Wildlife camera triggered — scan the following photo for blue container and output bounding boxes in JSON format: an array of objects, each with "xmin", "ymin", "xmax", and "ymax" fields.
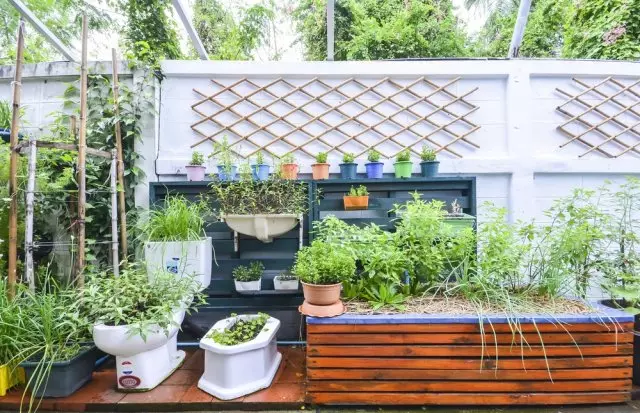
[
  {"xmin": 339, "ymin": 163, "xmax": 358, "ymax": 179},
  {"xmin": 365, "ymin": 162, "xmax": 384, "ymax": 179},
  {"xmin": 420, "ymin": 161, "xmax": 440, "ymax": 177},
  {"xmin": 251, "ymin": 164, "xmax": 270, "ymax": 181},
  {"xmin": 217, "ymin": 165, "xmax": 237, "ymax": 181}
]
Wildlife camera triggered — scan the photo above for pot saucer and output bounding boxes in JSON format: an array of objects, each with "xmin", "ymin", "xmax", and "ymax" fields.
[{"xmin": 299, "ymin": 300, "xmax": 345, "ymax": 317}]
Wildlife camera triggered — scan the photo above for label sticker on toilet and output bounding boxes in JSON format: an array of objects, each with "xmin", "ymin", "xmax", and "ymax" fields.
[{"xmin": 119, "ymin": 375, "xmax": 141, "ymax": 389}]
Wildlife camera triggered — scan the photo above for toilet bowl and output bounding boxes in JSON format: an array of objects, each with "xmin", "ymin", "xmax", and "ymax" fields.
[{"xmin": 93, "ymin": 307, "xmax": 187, "ymax": 391}]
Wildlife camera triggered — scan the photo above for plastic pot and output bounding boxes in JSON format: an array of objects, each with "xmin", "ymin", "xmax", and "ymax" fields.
[
  {"xmin": 217, "ymin": 165, "xmax": 237, "ymax": 181},
  {"xmin": 235, "ymin": 279, "xmax": 262, "ymax": 292},
  {"xmin": 394, "ymin": 161, "xmax": 412, "ymax": 178},
  {"xmin": 343, "ymin": 195, "xmax": 369, "ymax": 210},
  {"xmin": 251, "ymin": 164, "xmax": 270, "ymax": 181},
  {"xmin": 0, "ymin": 364, "xmax": 25, "ymax": 396},
  {"xmin": 365, "ymin": 162, "xmax": 383, "ymax": 179},
  {"xmin": 281, "ymin": 163, "xmax": 299, "ymax": 180},
  {"xmin": 185, "ymin": 165, "xmax": 206, "ymax": 181},
  {"xmin": 311, "ymin": 163, "xmax": 329, "ymax": 180},
  {"xmin": 339, "ymin": 163, "xmax": 358, "ymax": 179},
  {"xmin": 301, "ymin": 282, "xmax": 342, "ymax": 305},
  {"xmin": 273, "ymin": 276, "xmax": 299, "ymax": 290},
  {"xmin": 420, "ymin": 161, "xmax": 440, "ymax": 177}
]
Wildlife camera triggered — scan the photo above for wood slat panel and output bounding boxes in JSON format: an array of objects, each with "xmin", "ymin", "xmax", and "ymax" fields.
[
  {"xmin": 307, "ymin": 379, "xmax": 631, "ymax": 393},
  {"xmin": 307, "ymin": 332, "xmax": 633, "ymax": 345},
  {"xmin": 307, "ymin": 343, "xmax": 633, "ymax": 357},
  {"xmin": 308, "ymin": 391, "xmax": 630, "ymax": 405},
  {"xmin": 307, "ymin": 356, "xmax": 631, "ymax": 370},
  {"xmin": 307, "ymin": 368, "xmax": 632, "ymax": 381}
]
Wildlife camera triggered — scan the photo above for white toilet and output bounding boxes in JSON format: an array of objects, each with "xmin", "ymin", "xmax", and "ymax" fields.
[{"xmin": 93, "ymin": 307, "xmax": 187, "ymax": 391}]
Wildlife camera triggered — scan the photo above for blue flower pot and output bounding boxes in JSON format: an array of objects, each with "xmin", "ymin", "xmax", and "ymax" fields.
[
  {"xmin": 251, "ymin": 164, "xmax": 270, "ymax": 181},
  {"xmin": 365, "ymin": 162, "xmax": 384, "ymax": 179},
  {"xmin": 420, "ymin": 161, "xmax": 440, "ymax": 177},
  {"xmin": 339, "ymin": 163, "xmax": 358, "ymax": 179},
  {"xmin": 217, "ymin": 165, "xmax": 237, "ymax": 181}
]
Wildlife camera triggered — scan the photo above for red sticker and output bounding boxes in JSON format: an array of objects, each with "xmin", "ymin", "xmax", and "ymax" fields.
[
  {"xmin": 119, "ymin": 375, "xmax": 141, "ymax": 389},
  {"xmin": 121, "ymin": 361, "xmax": 132, "ymax": 366}
]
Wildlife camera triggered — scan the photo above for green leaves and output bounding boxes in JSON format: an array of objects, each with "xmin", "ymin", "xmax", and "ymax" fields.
[
  {"xmin": 293, "ymin": 240, "xmax": 356, "ymax": 285},
  {"xmin": 138, "ymin": 196, "xmax": 212, "ymax": 242},
  {"xmin": 211, "ymin": 178, "xmax": 308, "ymax": 215},
  {"xmin": 209, "ymin": 313, "xmax": 269, "ymax": 346},
  {"xmin": 233, "ymin": 261, "xmax": 265, "ymax": 282}
]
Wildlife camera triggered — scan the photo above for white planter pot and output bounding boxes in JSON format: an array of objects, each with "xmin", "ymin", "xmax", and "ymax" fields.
[
  {"xmin": 222, "ymin": 214, "xmax": 299, "ymax": 243},
  {"xmin": 273, "ymin": 276, "xmax": 299, "ymax": 291},
  {"xmin": 198, "ymin": 315, "xmax": 281, "ymax": 400},
  {"xmin": 234, "ymin": 279, "xmax": 261, "ymax": 292},
  {"xmin": 144, "ymin": 237, "xmax": 212, "ymax": 291}
]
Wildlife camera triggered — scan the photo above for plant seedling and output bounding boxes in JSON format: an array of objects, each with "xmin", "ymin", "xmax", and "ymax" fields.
[
  {"xmin": 281, "ymin": 153, "xmax": 296, "ymax": 164},
  {"xmin": 367, "ymin": 149, "xmax": 381, "ymax": 163},
  {"xmin": 347, "ymin": 185, "xmax": 369, "ymax": 197},
  {"xmin": 420, "ymin": 145, "xmax": 437, "ymax": 162},
  {"xmin": 209, "ymin": 313, "xmax": 269, "ymax": 346},
  {"xmin": 315, "ymin": 152, "xmax": 328, "ymax": 164},
  {"xmin": 342, "ymin": 152, "xmax": 355, "ymax": 163},
  {"xmin": 255, "ymin": 151, "xmax": 265, "ymax": 165},
  {"xmin": 396, "ymin": 149, "xmax": 411, "ymax": 162},
  {"xmin": 233, "ymin": 261, "xmax": 265, "ymax": 282},
  {"xmin": 189, "ymin": 151, "xmax": 205, "ymax": 166}
]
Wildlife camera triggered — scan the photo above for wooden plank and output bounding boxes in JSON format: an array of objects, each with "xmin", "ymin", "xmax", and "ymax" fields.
[
  {"xmin": 308, "ymin": 391, "xmax": 630, "ymax": 405},
  {"xmin": 306, "ymin": 322, "xmax": 632, "ymax": 334},
  {"xmin": 308, "ymin": 379, "xmax": 631, "ymax": 393},
  {"xmin": 307, "ymin": 368, "xmax": 632, "ymax": 381},
  {"xmin": 307, "ymin": 356, "xmax": 632, "ymax": 370},
  {"xmin": 307, "ymin": 332, "xmax": 632, "ymax": 345},
  {"xmin": 307, "ymin": 344, "xmax": 633, "ymax": 357}
]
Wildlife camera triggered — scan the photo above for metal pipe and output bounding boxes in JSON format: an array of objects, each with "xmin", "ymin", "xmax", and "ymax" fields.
[
  {"xmin": 326, "ymin": 0, "xmax": 335, "ymax": 61},
  {"xmin": 508, "ymin": 0, "xmax": 533, "ymax": 58},
  {"xmin": 110, "ymin": 150, "xmax": 119, "ymax": 277},
  {"xmin": 24, "ymin": 135, "xmax": 37, "ymax": 290},
  {"xmin": 171, "ymin": 0, "xmax": 209, "ymax": 60}
]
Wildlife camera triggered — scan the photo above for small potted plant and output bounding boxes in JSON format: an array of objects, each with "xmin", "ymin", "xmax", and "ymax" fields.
[
  {"xmin": 365, "ymin": 149, "xmax": 383, "ymax": 179},
  {"xmin": 420, "ymin": 145, "xmax": 439, "ymax": 177},
  {"xmin": 443, "ymin": 199, "xmax": 475, "ymax": 232},
  {"xmin": 185, "ymin": 151, "xmax": 206, "ymax": 181},
  {"xmin": 280, "ymin": 153, "xmax": 298, "ymax": 180},
  {"xmin": 394, "ymin": 149, "xmax": 412, "ymax": 178},
  {"xmin": 293, "ymin": 241, "xmax": 356, "ymax": 308},
  {"xmin": 212, "ymin": 136, "xmax": 237, "ymax": 181},
  {"xmin": 273, "ymin": 272, "xmax": 299, "ymax": 290},
  {"xmin": 233, "ymin": 261, "xmax": 264, "ymax": 292},
  {"xmin": 339, "ymin": 152, "xmax": 357, "ymax": 179},
  {"xmin": 311, "ymin": 152, "xmax": 329, "ymax": 180},
  {"xmin": 251, "ymin": 151, "xmax": 270, "ymax": 181},
  {"xmin": 343, "ymin": 185, "xmax": 369, "ymax": 210}
]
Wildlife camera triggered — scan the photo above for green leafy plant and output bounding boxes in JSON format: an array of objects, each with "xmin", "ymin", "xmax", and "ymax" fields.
[
  {"xmin": 137, "ymin": 196, "xmax": 212, "ymax": 242},
  {"xmin": 367, "ymin": 149, "xmax": 381, "ymax": 163},
  {"xmin": 293, "ymin": 240, "xmax": 356, "ymax": 285},
  {"xmin": 211, "ymin": 136, "xmax": 236, "ymax": 173},
  {"xmin": 347, "ymin": 185, "xmax": 369, "ymax": 197},
  {"xmin": 342, "ymin": 152, "xmax": 355, "ymax": 163},
  {"xmin": 276, "ymin": 273, "xmax": 297, "ymax": 281},
  {"xmin": 211, "ymin": 179, "xmax": 308, "ymax": 215},
  {"xmin": 281, "ymin": 153, "xmax": 296, "ymax": 164},
  {"xmin": 189, "ymin": 151, "xmax": 205, "ymax": 166},
  {"xmin": 208, "ymin": 313, "xmax": 269, "ymax": 346},
  {"xmin": 233, "ymin": 261, "xmax": 264, "ymax": 282},
  {"xmin": 255, "ymin": 151, "xmax": 265, "ymax": 165},
  {"xmin": 363, "ymin": 284, "xmax": 407, "ymax": 311},
  {"xmin": 315, "ymin": 152, "xmax": 328, "ymax": 164},
  {"xmin": 0, "ymin": 100, "xmax": 11, "ymax": 129},
  {"xmin": 420, "ymin": 145, "xmax": 437, "ymax": 162},
  {"xmin": 396, "ymin": 149, "xmax": 411, "ymax": 162}
]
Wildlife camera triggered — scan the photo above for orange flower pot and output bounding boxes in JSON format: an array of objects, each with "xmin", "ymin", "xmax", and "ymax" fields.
[
  {"xmin": 343, "ymin": 195, "xmax": 369, "ymax": 210},
  {"xmin": 311, "ymin": 163, "xmax": 329, "ymax": 180},
  {"xmin": 301, "ymin": 282, "xmax": 342, "ymax": 305},
  {"xmin": 281, "ymin": 163, "xmax": 299, "ymax": 180}
]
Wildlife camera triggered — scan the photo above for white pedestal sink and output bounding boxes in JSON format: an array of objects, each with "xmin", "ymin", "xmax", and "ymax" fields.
[{"xmin": 222, "ymin": 214, "xmax": 299, "ymax": 243}]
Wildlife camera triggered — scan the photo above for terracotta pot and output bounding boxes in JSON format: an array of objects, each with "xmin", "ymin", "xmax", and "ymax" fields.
[
  {"xmin": 311, "ymin": 163, "xmax": 329, "ymax": 180},
  {"xmin": 343, "ymin": 195, "xmax": 369, "ymax": 210},
  {"xmin": 281, "ymin": 163, "xmax": 299, "ymax": 180},
  {"xmin": 301, "ymin": 282, "xmax": 342, "ymax": 306}
]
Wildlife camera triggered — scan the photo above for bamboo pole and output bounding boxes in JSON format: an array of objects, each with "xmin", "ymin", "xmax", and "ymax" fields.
[
  {"xmin": 75, "ymin": 15, "xmax": 88, "ymax": 288},
  {"xmin": 110, "ymin": 150, "xmax": 119, "ymax": 277},
  {"xmin": 110, "ymin": 49, "xmax": 128, "ymax": 260},
  {"xmin": 24, "ymin": 135, "xmax": 37, "ymax": 291},
  {"xmin": 7, "ymin": 20, "xmax": 25, "ymax": 299},
  {"xmin": 70, "ymin": 116, "xmax": 78, "ymax": 283}
]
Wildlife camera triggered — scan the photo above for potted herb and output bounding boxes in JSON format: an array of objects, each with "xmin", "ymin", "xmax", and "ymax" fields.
[
  {"xmin": 212, "ymin": 136, "xmax": 237, "ymax": 181},
  {"xmin": 233, "ymin": 261, "xmax": 264, "ymax": 292},
  {"xmin": 198, "ymin": 313, "xmax": 281, "ymax": 400},
  {"xmin": 280, "ymin": 153, "xmax": 298, "ymax": 180},
  {"xmin": 343, "ymin": 185, "xmax": 369, "ymax": 210},
  {"xmin": 273, "ymin": 272, "xmax": 299, "ymax": 291},
  {"xmin": 394, "ymin": 149, "xmax": 412, "ymax": 178},
  {"xmin": 293, "ymin": 241, "xmax": 356, "ymax": 307},
  {"xmin": 312, "ymin": 152, "xmax": 329, "ymax": 180},
  {"xmin": 419, "ymin": 145, "xmax": 439, "ymax": 177},
  {"xmin": 139, "ymin": 195, "xmax": 213, "ymax": 291},
  {"xmin": 211, "ymin": 179, "xmax": 307, "ymax": 243},
  {"xmin": 85, "ymin": 266, "xmax": 204, "ymax": 391},
  {"xmin": 443, "ymin": 199, "xmax": 475, "ymax": 232},
  {"xmin": 339, "ymin": 152, "xmax": 357, "ymax": 179},
  {"xmin": 251, "ymin": 151, "xmax": 270, "ymax": 181},
  {"xmin": 186, "ymin": 151, "xmax": 206, "ymax": 181},
  {"xmin": 365, "ymin": 149, "xmax": 383, "ymax": 179}
]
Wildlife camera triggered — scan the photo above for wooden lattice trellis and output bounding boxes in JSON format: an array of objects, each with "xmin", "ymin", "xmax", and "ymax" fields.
[
  {"xmin": 190, "ymin": 76, "xmax": 481, "ymax": 160},
  {"xmin": 556, "ymin": 77, "xmax": 640, "ymax": 158}
]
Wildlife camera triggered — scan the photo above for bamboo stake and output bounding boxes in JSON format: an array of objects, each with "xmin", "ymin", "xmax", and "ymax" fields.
[
  {"xmin": 76, "ymin": 15, "xmax": 88, "ymax": 288},
  {"xmin": 7, "ymin": 20, "xmax": 25, "ymax": 299},
  {"xmin": 110, "ymin": 150, "xmax": 119, "ymax": 277},
  {"xmin": 70, "ymin": 115, "xmax": 78, "ymax": 283},
  {"xmin": 110, "ymin": 49, "xmax": 127, "ymax": 260},
  {"xmin": 24, "ymin": 135, "xmax": 37, "ymax": 291}
]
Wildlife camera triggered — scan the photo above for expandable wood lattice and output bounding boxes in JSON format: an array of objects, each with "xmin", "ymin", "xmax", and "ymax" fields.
[
  {"xmin": 190, "ymin": 77, "xmax": 481, "ymax": 160},
  {"xmin": 556, "ymin": 77, "xmax": 640, "ymax": 158}
]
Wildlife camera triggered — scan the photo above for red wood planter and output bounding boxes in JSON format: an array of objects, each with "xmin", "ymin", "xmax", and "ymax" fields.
[{"xmin": 306, "ymin": 305, "xmax": 633, "ymax": 406}]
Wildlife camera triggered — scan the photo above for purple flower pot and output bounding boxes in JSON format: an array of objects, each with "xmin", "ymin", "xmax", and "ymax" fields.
[
  {"xmin": 217, "ymin": 165, "xmax": 237, "ymax": 181},
  {"xmin": 185, "ymin": 165, "xmax": 206, "ymax": 181},
  {"xmin": 365, "ymin": 162, "xmax": 383, "ymax": 179}
]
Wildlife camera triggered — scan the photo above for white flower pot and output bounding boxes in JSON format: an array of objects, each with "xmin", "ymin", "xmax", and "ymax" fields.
[
  {"xmin": 198, "ymin": 315, "xmax": 281, "ymax": 400},
  {"xmin": 234, "ymin": 279, "xmax": 261, "ymax": 292},
  {"xmin": 273, "ymin": 276, "xmax": 299, "ymax": 291},
  {"xmin": 144, "ymin": 237, "xmax": 212, "ymax": 291},
  {"xmin": 222, "ymin": 214, "xmax": 299, "ymax": 243}
]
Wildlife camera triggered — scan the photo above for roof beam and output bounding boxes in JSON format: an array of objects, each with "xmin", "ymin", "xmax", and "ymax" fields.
[
  {"xmin": 171, "ymin": 0, "xmax": 209, "ymax": 60},
  {"xmin": 508, "ymin": 0, "xmax": 533, "ymax": 58},
  {"xmin": 7, "ymin": 0, "xmax": 77, "ymax": 62}
]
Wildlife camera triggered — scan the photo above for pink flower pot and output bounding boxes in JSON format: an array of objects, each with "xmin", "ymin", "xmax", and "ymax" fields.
[{"xmin": 185, "ymin": 165, "xmax": 206, "ymax": 181}]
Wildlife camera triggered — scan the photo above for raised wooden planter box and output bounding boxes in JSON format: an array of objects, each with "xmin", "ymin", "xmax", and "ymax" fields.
[{"xmin": 306, "ymin": 305, "xmax": 633, "ymax": 406}]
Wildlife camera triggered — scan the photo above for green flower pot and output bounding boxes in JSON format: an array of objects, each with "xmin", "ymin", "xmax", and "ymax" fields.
[{"xmin": 394, "ymin": 161, "xmax": 413, "ymax": 178}]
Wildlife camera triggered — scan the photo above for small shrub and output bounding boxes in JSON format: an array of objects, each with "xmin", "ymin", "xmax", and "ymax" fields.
[
  {"xmin": 315, "ymin": 152, "xmax": 328, "ymax": 163},
  {"xmin": 281, "ymin": 153, "xmax": 296, "ymax": 164},
  {"xmin": 189, "ymin": 151, "xmax": 205, "ymax": 166},
  {"xmin": 138, "ymin": 196, "xmax": 211, "ymax": 242},
  {"xmin": 233, "ymin": 261, "xmax": 264, "ymax": 282},
  {"xmin": 396, "ymin": 149, "xmax": 411, "ymax": 162},
  {"xmin": 342, "ymin": 152, "xmax": 355, "ymax": 163},
  {"xmin": 255, "ymin": 151, "xmax": 265, "ymax": 165},
  {"xmin": 293, "ymin": 241, "xmax": 356, "ymax": 285},
  {"xmin": 209, "ymin": 313, "xmax": 269, "ymax": 346},
  {"xmin": 347, "ymin": 185, "xmax": 368, "ymax": 197},
  {"xmin": 367, "ymin": 149, "xmax": 381, "ymax": 163},
  {"xmin": 420, "ymin": 145, "xmax": 437, "ymax": 162}
]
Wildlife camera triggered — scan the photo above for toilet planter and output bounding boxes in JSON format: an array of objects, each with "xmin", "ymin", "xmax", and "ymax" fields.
[
  {"xmin": 0, "ymin": 364, "xmax": 25, "ymax": 396},
  {"xmin": 273, "ymin": 274, "xmax": 299, "ymax": 291},
  {"xmin": 222, "ymin": 214, "xmax": 299, "ymax": 243},
  {"xmin": 233, "ymin": 262, "xmax": 263, "ymax": 292},
  {"xmin": 198, "ymin": 314, "xmax": 282, "ymax": 400},
  {"xmin": 144, "ymin": 238, "xmax": 213, "ymax": 291}
]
